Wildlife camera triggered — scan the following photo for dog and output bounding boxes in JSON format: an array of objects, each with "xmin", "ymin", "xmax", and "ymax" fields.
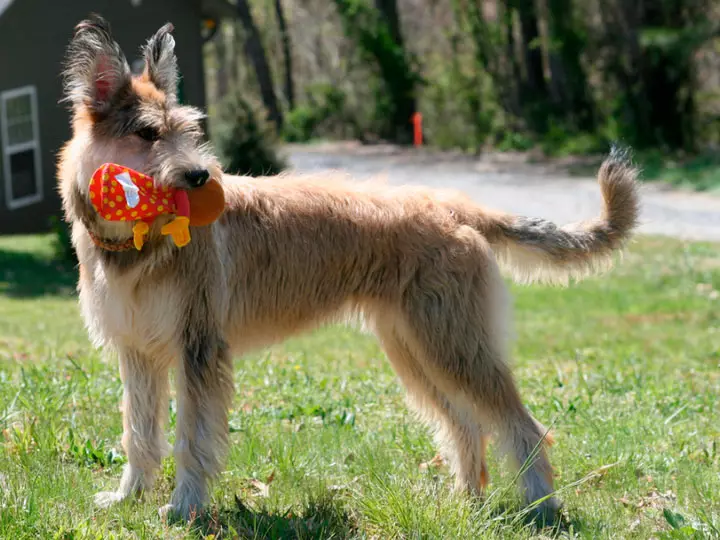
[{"xmin": 57, "ymin": 15, "xmax": 639, "ymax": 523}]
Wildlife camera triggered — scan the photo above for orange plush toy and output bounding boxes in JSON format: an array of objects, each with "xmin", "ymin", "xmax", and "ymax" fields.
[{"xmin": 89, "ymin": 163, "xmax": 225, "ymax": 250}]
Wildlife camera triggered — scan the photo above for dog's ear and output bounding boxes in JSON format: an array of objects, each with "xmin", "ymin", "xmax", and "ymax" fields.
[
  {"xmin": 142, "ymin": 23, "xmax": 178, "ymax": 101},
  {"xmin": 63, "ymin": 14, "xmax": 131, "ymax": 114}
]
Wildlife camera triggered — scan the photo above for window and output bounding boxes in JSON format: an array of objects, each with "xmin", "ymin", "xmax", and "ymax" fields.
[{"xmin": 1, "ymin": 86, "xmax": 42, "ymax": 209}]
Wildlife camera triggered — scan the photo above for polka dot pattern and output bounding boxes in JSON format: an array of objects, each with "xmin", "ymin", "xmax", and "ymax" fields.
[{"xmin": 89, "ymin": 163, "xmax": 186, "ymax": 223}]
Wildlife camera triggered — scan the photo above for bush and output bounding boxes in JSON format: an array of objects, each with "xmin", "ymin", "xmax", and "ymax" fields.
[
  {"xmin": 212, "ymin": 92, "xmax": 287, "ymax": 177},
  {"xmin": 50, "ymin": 215, "xmax": 76, "ymax": 264},
  {"xmin": 283, "ymin": 83, "xmax": 348, "ymax": 143}
]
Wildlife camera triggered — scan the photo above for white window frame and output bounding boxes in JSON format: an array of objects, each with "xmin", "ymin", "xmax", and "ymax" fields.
[{"xmin": 1, "ymin": 85, "xmax": 43, "ymax": 210}]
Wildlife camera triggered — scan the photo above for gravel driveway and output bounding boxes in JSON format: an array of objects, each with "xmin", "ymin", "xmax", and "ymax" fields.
[{"xmin": 286, "ymin": 143, "xmax": 720, "ymax": 242}]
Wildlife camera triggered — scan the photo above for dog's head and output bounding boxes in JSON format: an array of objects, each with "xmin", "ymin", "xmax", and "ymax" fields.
[{"xmin": 58, "ymin": 14, "xmax": 222, "ymax": 229}]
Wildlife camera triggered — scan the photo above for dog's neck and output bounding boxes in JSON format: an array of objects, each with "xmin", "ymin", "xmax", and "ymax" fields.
[
  {"xmin": 85, "ymin": 225, "xmax": 136, "ymax": 252},
  {"xmin": 78, "ymin": 207, "xmax": 137, "ymax": 252}
]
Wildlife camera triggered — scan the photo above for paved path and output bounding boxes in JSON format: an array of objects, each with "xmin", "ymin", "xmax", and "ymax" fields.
[{"xmin": 286, "ymin": 143, "xmax": 720, "ymax": 242}]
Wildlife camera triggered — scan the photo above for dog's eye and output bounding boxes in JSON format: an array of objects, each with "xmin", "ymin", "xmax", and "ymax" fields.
[{"xmin": 135, "ymin": 126, "xmax": 160, "ymax": 142}]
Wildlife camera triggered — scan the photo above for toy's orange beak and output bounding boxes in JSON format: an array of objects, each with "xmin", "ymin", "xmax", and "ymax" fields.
[{"xmin": 187, "ymin": 178, "xmax": 226, "ymax": 227}]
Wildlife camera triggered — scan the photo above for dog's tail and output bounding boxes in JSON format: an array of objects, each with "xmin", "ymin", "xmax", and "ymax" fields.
[{"xmin": 470, "ymin": 147, "xmax": 640, "ymax": 285}]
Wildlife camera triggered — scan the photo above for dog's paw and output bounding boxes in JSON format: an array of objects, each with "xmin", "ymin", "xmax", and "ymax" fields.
[
  {"xmin": 158, "ymin": 503, "xmax": 176, "ymax": 519},
  {"xmin": 527, "ymin": 496, "xmax": 563, "ymax": 528},
  {"xmin": 94, "ymin": 490, "xmax": 127, "ymax": 508},
  {"xmin": 158, "ymin": 502, "xmax": 202, "ymax": 523}
]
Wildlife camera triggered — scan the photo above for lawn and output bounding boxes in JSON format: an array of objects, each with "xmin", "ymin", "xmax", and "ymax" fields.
[
  {"xmin": 0, "ymin": 233, "xmax": 719, "ymax": 539},
  {"xmin": 563, "ymin": 150, "xmax": 720, "ymax": 193}
]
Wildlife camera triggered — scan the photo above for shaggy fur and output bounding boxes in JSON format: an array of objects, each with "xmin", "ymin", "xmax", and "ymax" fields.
[{"xmin": 58, "ymin": 15, "xmax": 640, "ymax": 523}]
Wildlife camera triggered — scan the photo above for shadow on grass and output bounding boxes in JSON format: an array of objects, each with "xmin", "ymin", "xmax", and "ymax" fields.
[
  {"xmin": 481, "ymin": 499, "xmax": 589, "ymax": 538},
  {"xmin": 187, "ymin": 495, "xmax": 356, "ymax": 539},
  {"xmin": 0, "ymin": 247, "xmax": 77, "ymax": 298},
  {"xmin": 185, "ymin": 496, "xmax": 588, "ymax": 539}
]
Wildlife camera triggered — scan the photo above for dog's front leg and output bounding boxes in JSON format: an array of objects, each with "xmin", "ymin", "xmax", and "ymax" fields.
[
  {"xmin": 95, "ymin": 348, "xmax": 171, "ymax": 508},
  {"xmin": 160, "ymin": 331, "xmax": 234, "ymax": 520}
]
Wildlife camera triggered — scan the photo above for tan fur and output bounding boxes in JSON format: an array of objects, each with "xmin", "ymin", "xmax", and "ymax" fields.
[
  {"xmin": 132, "ymin": 78, "xmax": 166, "ymax": 103},
  {"xmin": 59, "ymin": 16, "xmax": 640, "ymax": 524}
]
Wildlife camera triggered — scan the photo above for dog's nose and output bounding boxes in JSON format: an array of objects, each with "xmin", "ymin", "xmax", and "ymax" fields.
[{"xmin": 185, "ymin": 169, "xmax": 210, "ymax": 188}]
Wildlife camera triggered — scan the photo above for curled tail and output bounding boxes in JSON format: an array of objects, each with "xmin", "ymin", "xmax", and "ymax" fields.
[{"xmin": 481, "ymin": 147, "xmax": 640, "ymax": 284}]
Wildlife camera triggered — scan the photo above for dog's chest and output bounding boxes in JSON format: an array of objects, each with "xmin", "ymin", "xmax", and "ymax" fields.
[{"xmin": 81, "ymin": 265, "xmax": 181, "ymax": 353}]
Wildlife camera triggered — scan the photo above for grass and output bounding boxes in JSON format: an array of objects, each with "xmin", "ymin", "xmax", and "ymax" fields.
[
  {"xmin": 635, "ymin": 152, "xmax": 720, "ymax": 192},
  {"xmin": 565, "ymin": 148, "xmax": 720, "ymax": 192},
  {"xmin": 537, "ymin": 135, "xmax": 720, "ymax": 192},
  {"xmin": 1, "ymin": 233, "xmax": 719, "ymax": 539}
]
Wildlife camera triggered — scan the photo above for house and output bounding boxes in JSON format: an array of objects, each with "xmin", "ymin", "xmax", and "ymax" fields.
[{"xmin": 0, "ymin": 0, "xmax": 231, "ymax": 234}]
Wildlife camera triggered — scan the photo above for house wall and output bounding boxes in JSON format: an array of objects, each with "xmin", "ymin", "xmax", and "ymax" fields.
[{"xmin": 0, "ymin": 0, "xmax": 207, "ymax": 234}]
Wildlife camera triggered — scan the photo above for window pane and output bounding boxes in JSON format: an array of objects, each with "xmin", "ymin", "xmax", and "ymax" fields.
[
  {"xmin": 8, "ymin": 121, "xmax": 33, "ymax": 146},
  {"xmin": 9, "ymin": 149, "xmax": 37, "ymax": 200},
  {"xmin": 4, "ymin": 93, "xmax": 34, "ymax": 145},
  {"xmin": 6, "ymin": 94, "xmax": 31, "ymax": 120}
]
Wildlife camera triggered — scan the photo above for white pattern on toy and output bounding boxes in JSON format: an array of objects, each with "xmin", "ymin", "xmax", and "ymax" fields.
[{"xmin": 115, "ymin": 171, "xmax": 140, "ymax": 208}]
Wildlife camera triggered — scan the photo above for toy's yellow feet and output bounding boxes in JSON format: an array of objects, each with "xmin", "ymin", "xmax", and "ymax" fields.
[
  {"xmin": 161, "ymin": 216, "xmax": 191, "ymax": 248},
  {"xmin": 133, "ymin": 221, "xmax": 150, "ymax": 251}
]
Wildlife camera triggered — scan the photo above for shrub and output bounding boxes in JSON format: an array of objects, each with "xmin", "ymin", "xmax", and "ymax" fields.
[
  {"xmin": 283, "ymin": 83, "xmax": 348, "ymax": 143},
  {"xmin": 212, "ymin": 92, "xmax": 287, "ymax": 177},
  {"xmin": 50, "ymin": 215, "xmax": 76, "ymax": 264}
]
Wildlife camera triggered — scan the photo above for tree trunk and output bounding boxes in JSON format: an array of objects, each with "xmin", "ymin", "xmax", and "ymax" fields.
[
  {"xmin": 514, "ymin": 0, "xmax": 552, "ymax": 131},
  {"xmin": 373, "ymin": 0, "xmax": 417, "ymax": 143},
  {"xmin": 375, "ymin": 0, "xmax": 403, "ymax": 47},
  {"xmin": 502, "ymin": 0, "xmax": 523, "ymax": 119},
  {"xmin": 274, "ymin": 0, "xmax": 295, "ymax": 110},
  {"xmin": 515, "ymin": 0, "xmax": 546, "ymax": 98},
  {"xmin": 639, "ymin": 0, "xmax": 692, "ymax": 149},
  {"xmin": 546, "ymin": 0, "xmax": 595, "ymax": 131},
  {"xmin": 214, "ymin": 24, "xmax": 229, "ymax": 102},
  {"xmin": 236, "ymin": 0, "xmax": 283, "ymax": 131},
  {"xmin": 601, "ymin": 0, "xmax": 697, "ymax": 150}
]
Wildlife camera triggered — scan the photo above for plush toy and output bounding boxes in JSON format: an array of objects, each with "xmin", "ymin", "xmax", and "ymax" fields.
[{"xmin": 89, "ymin": 163, "xmax": 226, "ymax": 250}]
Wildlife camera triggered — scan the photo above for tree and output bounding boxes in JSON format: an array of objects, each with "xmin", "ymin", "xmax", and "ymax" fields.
[
  {"xmin": 333, "ymin": 0, "xmax": 420, "ymax": 143},
  {"xmin": 374, "ymin": 0, "xmax": 417, "ymax": 143},
  {"xmin": 599, "ymin": 0, "xmax": 715, "ymax": 150},
  {"xmin": 274, "ymin": 0, "xmax": 295, "ymax": 110},
  {"xmin": 514, "ymin": 0, "xmax": 551, "ymax": 130},
  {"xmin": 546, "ymin": 0, "xmax": 595, "ymax": 131},
  {"xmin": 374, "ymin": 0, "xmax": 403, "ymax": 46},
  {"xmin": 236, "ymin": 0, "xmax": 284, "ymax": 131}
]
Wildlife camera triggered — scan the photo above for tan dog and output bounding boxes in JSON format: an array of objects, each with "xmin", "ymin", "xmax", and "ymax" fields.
[{"xmin": 58, "ymin": 15, "xmax": 639, "ymax": 524}]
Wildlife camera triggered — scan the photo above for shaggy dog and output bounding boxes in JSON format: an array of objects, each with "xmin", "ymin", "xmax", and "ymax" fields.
[{"xmin": 57, "ymin": 15, "xmax": 639, "ymax": 523}]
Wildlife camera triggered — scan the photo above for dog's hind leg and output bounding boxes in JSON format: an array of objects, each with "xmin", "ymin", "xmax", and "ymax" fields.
[
  {"xmin": 161, "ymin": 330, "xmax": 234, "ymax": 520},
  {"xmin": 398, "ymin": 229, "xmax": 559, "ymax": 523},
  {"xmin": 374, "ymin": 319, "xmax": 490, "ymax": 495},
  {"xmin": 95, "ymin": 348, "xmax": 171, "ymax": 507}
]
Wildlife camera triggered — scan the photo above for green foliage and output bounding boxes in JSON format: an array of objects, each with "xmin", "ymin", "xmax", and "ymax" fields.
[
  {"xmin": 66, "ymin": 429, "xmax": 125, "ymax": 469},
  {"xmin": 332, "ymin": 0, "xmax": 422, "ymax": 143},
  {"xmin": 638, "ymin": 151, "xmax": 720, "ymax": 191},
  {"xmin": 49, "ymin": 215, "xmax": 76, "ymax": 264},
  {"xmin": 213, "ymin": 91, "xmax": 287, "ymax": 177},
  {"xmin": 497, "ymin": 131, "xmax": 535, "ymax": 152},
  {"xmin": 220, "ymin": 0, "xmax": 720, "ymax": 175},
  {"xmin": 539, "ymin": 122, "xmax": 608, "ymax": 157},
  {"xmin": 283, "ymin": 83, "xmax": 347, "ymax": 143}
]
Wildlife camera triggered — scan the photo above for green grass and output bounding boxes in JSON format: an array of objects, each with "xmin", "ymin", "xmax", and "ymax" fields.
[
  {"xmin": 636, "ymin": 152, "xmax": 720, "ymax": 192},
  {"xmin": 549, "ymin": 141, "xmax": 720, "ymax": 192},
  {"xmin": 565, "ymin": 148, "xmax": 720, "ymax": 192},
  {"xmin": 1, "ymin": 233, "xmax": 719, "ymax": 539},
  {"xmin": 499, "ymin": 127, "xmax": 720, "ymax": 192}
]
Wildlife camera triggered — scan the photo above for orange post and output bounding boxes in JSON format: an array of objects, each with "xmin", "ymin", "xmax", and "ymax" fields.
[{"xmin": 411, "ymin": 112, "xmax": 423, "ymax": 147}]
